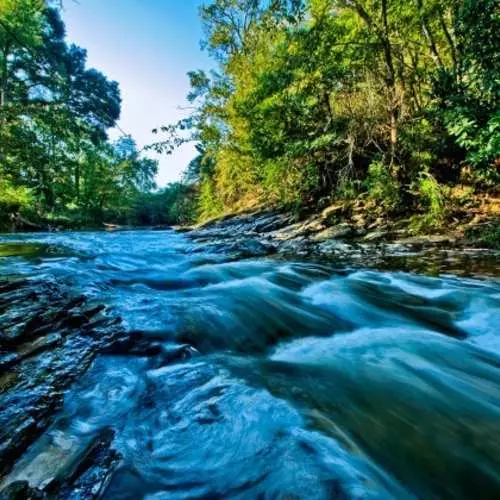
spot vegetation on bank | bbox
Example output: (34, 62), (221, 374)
(151, 0), (499, 236)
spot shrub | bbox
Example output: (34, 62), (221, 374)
(262, 158), (315, 206)
(336, 179), (363, 201)
(465, 222), (500, 249)
(417, 171), (448, 217)
(0, 179), (32, 210)
(365, 161), (400, 213)
(410, 171), (449, 233)
(0, 179), (33, 229)
(199, 177), (224, 221)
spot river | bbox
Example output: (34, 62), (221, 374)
(1, 229), (500, 499)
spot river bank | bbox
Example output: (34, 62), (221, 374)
(182, 202), (500, 278)
(0, 276), (123, 498)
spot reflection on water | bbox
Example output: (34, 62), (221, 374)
(1, 230), (500, 498)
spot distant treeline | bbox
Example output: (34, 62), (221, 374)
(151, 0), (499, 229)
(0, 0), (159, 230)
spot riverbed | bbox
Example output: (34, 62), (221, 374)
(1, 229), (500, 499)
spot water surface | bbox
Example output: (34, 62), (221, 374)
(1, 230), (500, 499)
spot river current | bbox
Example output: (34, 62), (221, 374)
(1, 230), (500, 499)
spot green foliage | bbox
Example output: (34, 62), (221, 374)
(153, 0), (498, 223)
(433, 0), (500, 172)
(444, 110), (500, 169)
(0, 1), (157, 229)
(0, 177), (32, 228)
(465, 222), (500, 249)
(132, 183), (198, 226)
(410, 171), (450, 232)
(365, 161), (400, 213)
(1, 0), (494, 229)
(417, 172), (448, 217)
(0, 178), (31, 209)
(199, 177), (224, 221)
(336, 179), (363, 201)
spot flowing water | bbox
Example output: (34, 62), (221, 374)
(1, 230), (500, 499)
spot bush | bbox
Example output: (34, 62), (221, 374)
(410, 171), (449, 233)
(336, 179), (363, 201)
(365, 161), (400, 213)
(0, 179), (32, 210)
(262, 158), (316, 206)
(417, 171), (448, 217)
(199, 178), (224, 221)
(465, 222), (500, 249)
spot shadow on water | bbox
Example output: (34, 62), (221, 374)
(1, 231), (500, 498)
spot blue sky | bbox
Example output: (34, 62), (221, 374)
(63, 0), (212, 187)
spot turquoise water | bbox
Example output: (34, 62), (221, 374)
(1, 230), (500, 499)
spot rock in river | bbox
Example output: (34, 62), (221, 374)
(0, 277), (123, 495)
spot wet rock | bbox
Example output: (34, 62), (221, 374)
(106, 332), (198, 367)
(276, 238), (311, 257)
(0, 481), (44, 500)
(105, 330), (164, 357)
(188, 210), (293, 243)
(321, 203), (350, 225)
(58, 441), (120, 500)
(189, 241), (230, 254)
(316, 240), (356, 257)
(228, 238), (276, 258)
(302, 217), (326, 234)
(395, 234), (458, 247)
(0, 333), (62, 371)
(270, 222), (308, 241)
(362, 229), (393, 243)
(311, 224), (358, 242)
(177, 208), (499, 278)
(172, 225), (192, 233)
(252, 213), (293, 233)
(44, 429), (120, 498)
(1, 429), (120, 500)
(0, 279), (123, 478)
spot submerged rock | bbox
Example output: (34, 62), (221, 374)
(1, 428), (120, 500)
(0, 481), (44, 500)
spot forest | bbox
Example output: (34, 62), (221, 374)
(152, 0), (499, 234)
(0, 0), (499, 232)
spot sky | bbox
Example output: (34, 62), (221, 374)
(63, 0), (212, 187)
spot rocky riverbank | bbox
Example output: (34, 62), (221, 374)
(184, 204), (500, 277)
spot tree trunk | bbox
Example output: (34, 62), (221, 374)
(438, 8), (459, 79)
(344, 0), (399, 162)
(75, 163), (80, 203)
(415, 0), (444, 69)
(381, 0), (398, 163)
(0, 42), (11, 122)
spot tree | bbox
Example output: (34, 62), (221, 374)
(0, 1), (157, 229)
(154, 0), (499, 221)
